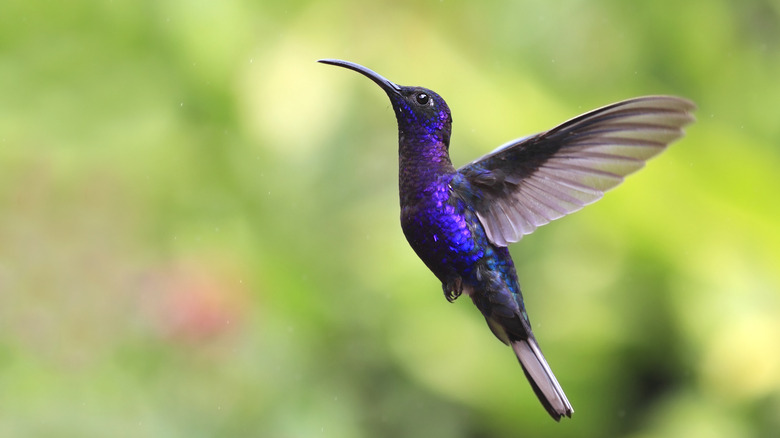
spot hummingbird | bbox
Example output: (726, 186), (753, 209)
(319, 59), (695, 421)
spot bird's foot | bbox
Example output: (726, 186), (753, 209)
(443, 278), (463, 303)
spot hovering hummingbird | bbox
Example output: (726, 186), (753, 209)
(319, 59), (695, 421)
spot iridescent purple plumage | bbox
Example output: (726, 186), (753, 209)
(318, 58), (695, 421)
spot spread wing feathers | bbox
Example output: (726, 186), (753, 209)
(455, 96), (696, 247)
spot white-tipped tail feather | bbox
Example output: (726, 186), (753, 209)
(511, 338), (573, 420)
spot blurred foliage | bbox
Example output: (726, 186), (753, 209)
(1, 0), (779, 437)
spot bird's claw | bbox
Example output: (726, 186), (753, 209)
(443, 278), (463, 302)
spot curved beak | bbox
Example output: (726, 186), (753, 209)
(318, 59), (402, 96)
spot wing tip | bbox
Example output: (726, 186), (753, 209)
(622, 94), (697, 111)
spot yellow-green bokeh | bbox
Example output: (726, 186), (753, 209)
(1, 1), (779, 437)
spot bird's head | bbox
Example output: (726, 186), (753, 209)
(319, 59), (452, 146)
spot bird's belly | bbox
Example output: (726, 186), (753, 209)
(401, 198), (486, 282)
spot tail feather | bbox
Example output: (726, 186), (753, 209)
(511, 338), (574, 421)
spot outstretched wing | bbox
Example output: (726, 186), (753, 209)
(454, 96), (695, 247)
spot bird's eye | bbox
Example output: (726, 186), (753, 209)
(415, 93), (430, 105)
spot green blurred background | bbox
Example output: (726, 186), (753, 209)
(2, 0), (779, 437)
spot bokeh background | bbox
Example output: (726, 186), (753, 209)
(2, 0), (779, 437)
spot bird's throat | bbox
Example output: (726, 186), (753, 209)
(398, 134), (456, 207)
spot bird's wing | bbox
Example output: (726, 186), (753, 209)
(453, 96), (695, 247)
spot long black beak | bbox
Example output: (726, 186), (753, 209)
(318, 59), (402, 95)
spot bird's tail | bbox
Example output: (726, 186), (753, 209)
(511, 337), (574, 421)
